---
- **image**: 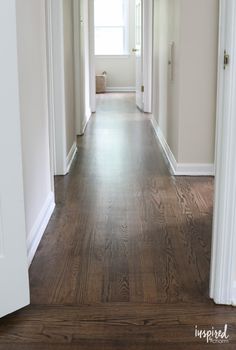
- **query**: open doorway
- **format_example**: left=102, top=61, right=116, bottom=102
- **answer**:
left=89, top=0, right=153, bottom=113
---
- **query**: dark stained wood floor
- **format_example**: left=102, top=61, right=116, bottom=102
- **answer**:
left=0, top=93, right=236, bottom=349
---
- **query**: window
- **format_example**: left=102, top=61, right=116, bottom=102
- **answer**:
left=94, top=0, right=129, bottom=56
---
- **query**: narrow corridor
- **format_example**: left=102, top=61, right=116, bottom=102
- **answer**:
left=1, top=94, right=235, bottom=349
left=31, top=93, right=214, bottom=304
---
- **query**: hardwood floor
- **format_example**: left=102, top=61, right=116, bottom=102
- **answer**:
left=0, top=93, right=235, bottom=349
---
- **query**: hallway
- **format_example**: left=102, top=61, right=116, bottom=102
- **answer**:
left=31, top=93, right=214, bottom=304
left=0, top=94, right=235, bottom=349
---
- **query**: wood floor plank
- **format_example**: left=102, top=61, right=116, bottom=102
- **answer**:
left=0, top=304, right=236, bottom=347
left=1, top=93, right=232, bottom=349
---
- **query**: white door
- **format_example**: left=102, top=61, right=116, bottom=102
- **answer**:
left=0, top=0, right=30, bottom=318
left=210, top=0, right=236, bottom=305
left=135, top=0, right=143, bottom=110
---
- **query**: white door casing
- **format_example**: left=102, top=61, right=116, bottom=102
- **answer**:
left=45, top=0, right=56, bottom=187
left=88, top=0, right=96, bottom=113
left=210, top=0, right=236, bottom=306
left=135, top=0, right=143, bottom=110
left=46, top=0, right=67, bottom=175
left=78, top=0, right=92, bottom=135
left=88, top=0, right=152, bottom=113
left=73, top=0, right=94, bottom=136
left=0, top=0, right=29, bottom=318
left=143, top=0, right=153, bottom=113
left=135, top=0, right=153, bottom=112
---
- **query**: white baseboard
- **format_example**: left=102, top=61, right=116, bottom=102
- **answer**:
left=106, top=87, right=136, bottom=93
left=77, top=110, right=92, bottom=136
left=27, top=192, right=55, bottom=266
left=150, top=116, right=177, bottom=174
left=175, top=163, right=215, bottom=176
left=150, top=116, right=215, bottom=176
left=66, top=141, right=77, bottom=173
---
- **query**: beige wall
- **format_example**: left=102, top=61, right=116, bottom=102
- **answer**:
left=95, top=0, right=136, bottom=89
left=153, top=0, right=218, bottom=164
left=166, top=0, right=180, bottom=160
left=63, top=0, right=76, bottom=153
left=178, top=0, right=218, bottom=163
left=16, top=0, right=52, bottom=236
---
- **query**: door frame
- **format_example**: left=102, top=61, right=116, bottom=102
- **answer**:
left=88, top=0, right=96, bottom=113
left=88, top=0, right=153, bottom=112
left=46, top=0, right=83, bottom=175
left=142, top=0, right=153, bottom=113
left=45, top=0, right=56, bottom=186
left=73, top=0, right=84, bottom=134
left=45, top=0, right=67, bottom=176
left=75, top=0, right=92, bottom=134
left=88, top=0, right=96, bottom=112
left=210, top=0, right=236, bottom=306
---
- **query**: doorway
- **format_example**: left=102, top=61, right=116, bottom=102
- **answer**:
left=89, top=0, right=153, bottom=113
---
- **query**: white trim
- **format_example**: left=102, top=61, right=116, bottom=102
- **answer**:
left=143, top=0, right=153, bottom=113
left=95, top=54, right=131, bottom=59
left=150, top=116, right=176, bottom=174
left=27, top=192, right=55, bottom=266
left=88, top=0, right=96, bottom=112
left=49, top=0, right=67, bottom=175
left=79, top=0, right=93, bottom=135
left=78, top=109, right=92, bottom=136
left=66, top=142, right=78, bottom=173
left=175, top=164, right=215, bottom=177
left=210, top=0, right=236, bottom=306
left=106, top=87, right=136, bottom=92
left=73, top=0, right=84, bottom=132
left=45, top=0, right=56, bottom=193
left=151, top=116, right=214, bottom=176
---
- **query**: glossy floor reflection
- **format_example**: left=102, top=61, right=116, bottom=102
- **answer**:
left=1, top=94, right=235, bottom=350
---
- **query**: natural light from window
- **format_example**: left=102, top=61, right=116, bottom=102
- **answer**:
left=94, top=0, right=129, bottom=56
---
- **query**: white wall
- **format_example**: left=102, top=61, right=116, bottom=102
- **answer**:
left=152, top=0, right=218, bottom=172
left=16, top=0, right=55, bottom=263
left=95, top=0, right=136, bottom=90
left=15, top=0, right=81, bottom=262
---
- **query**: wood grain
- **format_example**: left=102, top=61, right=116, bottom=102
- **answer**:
left=0, top=304, right=236, bottom=349
left=0, top=93, right=235, bottom=349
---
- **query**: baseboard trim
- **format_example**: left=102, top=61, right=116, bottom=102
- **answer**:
left=66, top=141, right=77, bottom=174
left=27, top=192, right=55, bottom=266
left=175, top=163, right=215, bottom=176
left=106, top=87, right=136, bottom=93
left=150, top=116, right=215, bottom=176
left=150, top=116, right=177, bottom=174
left=77, top=111, right=92, bottom=136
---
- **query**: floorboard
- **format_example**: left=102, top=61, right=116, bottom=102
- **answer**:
left=0, top=93, right=235, bottom=349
